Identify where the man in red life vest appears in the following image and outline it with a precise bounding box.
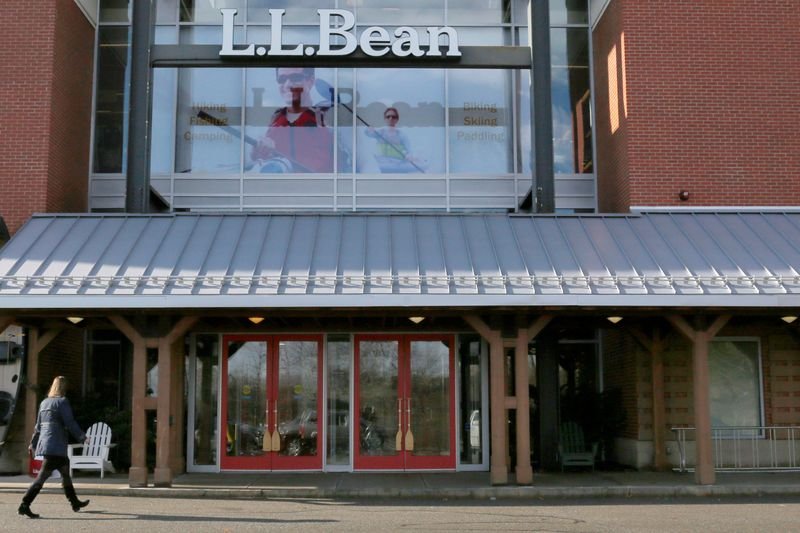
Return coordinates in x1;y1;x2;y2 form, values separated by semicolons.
250;67;334;173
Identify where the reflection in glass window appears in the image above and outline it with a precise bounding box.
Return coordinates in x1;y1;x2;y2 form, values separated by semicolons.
245;67;335;174
180;0;244;23
448;0;511;25
449;70;513;174
513;0;588;25
193;334;219;466
248;0;335;24
709;340;763;429
175;27;242;174
549;0;589;25
517;27;592;175
357;0;445;25
151;27;177;175
551;28;591;174
93;26;129;174
356;69;445;174
100;0;130;23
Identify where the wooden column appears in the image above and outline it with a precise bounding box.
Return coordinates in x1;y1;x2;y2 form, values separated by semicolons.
667;315;730;485
109;315;150;487
629;327;669;471
513;316;551;484
23;327;61;472
154;336;173;486
465;315;507;485
154;317;197;487
170;338;186;474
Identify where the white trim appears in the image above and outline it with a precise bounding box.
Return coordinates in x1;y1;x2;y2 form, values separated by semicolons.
2;292;800;309
631;206;800;213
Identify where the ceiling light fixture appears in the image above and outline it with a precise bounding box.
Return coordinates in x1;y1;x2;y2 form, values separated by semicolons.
66;317;84;325
781;316;798;324
606;316;623;324
248;317;265;325
408;316;426;324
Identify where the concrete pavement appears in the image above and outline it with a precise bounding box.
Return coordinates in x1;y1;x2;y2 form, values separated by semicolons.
2;470;800;500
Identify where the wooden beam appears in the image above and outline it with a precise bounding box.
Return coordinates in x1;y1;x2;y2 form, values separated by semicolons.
0;317;15;333
129;338;148;487
522;315;552;343
464;315;500;343
164;316;198;345
109;315;145;345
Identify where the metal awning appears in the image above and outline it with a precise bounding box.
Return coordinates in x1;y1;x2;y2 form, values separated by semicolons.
0;212;798;309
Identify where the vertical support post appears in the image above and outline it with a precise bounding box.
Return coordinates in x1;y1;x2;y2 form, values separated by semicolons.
530;0;554;213
692;330;714;484
170;338;186;474
154;337;174;486
514;331;532;484
667;315;729;485
22;328;60;473
126;0;154;213
488;335;508;484
129;339;149;487
651;331;669;471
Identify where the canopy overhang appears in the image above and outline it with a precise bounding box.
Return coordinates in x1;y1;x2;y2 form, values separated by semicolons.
0;212;798;311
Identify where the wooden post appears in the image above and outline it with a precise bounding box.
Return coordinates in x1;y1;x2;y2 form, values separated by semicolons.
170;337;186;474
513;316;551;484
629;327;669;471
465;315;507;485
154;317;197;487
23;327;61;473
109;315;149;487
154;336;173;486
667;315;730;485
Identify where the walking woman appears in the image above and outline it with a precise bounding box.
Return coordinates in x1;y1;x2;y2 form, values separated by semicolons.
19;376;89;519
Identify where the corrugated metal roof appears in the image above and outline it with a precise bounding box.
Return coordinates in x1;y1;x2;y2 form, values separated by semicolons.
0;212;799;309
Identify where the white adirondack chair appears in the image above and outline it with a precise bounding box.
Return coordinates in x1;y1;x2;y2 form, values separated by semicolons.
67;422;116;478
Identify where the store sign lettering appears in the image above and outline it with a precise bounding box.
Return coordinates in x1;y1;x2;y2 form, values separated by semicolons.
219;9;462;59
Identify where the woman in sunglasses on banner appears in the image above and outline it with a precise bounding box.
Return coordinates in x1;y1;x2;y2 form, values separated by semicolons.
366;107;424;173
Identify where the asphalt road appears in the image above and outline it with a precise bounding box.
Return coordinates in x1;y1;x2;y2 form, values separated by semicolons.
3;493;800;532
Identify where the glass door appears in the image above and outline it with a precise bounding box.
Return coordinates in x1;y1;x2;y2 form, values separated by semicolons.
220;335;322;471
354;335;455;470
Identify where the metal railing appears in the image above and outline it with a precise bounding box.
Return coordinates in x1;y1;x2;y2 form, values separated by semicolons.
671;426;800;472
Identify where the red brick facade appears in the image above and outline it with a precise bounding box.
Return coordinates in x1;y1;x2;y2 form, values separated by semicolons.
593;0;800;212
0;2;93;234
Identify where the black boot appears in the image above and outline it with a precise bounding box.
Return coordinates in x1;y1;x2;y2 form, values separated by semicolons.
71;499;90;512
18;503;40;519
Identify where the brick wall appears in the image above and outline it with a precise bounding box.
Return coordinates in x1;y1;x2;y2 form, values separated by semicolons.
0;2;93;234
593;0;800;211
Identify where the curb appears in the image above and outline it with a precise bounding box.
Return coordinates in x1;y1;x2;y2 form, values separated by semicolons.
5;485;800;500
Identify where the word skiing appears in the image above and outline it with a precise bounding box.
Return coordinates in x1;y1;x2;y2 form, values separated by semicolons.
220;9;461;58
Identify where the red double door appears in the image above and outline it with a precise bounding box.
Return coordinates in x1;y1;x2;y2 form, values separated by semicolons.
354;335;456;470
220;335;323;470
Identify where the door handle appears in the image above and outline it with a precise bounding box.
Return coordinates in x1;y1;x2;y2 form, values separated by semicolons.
405;398;415;451
271;402;281;451
262;399;272;452
395;398;403;451
261;399;272;452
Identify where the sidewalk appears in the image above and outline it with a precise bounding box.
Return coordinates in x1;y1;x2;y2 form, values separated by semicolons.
2;471;800;500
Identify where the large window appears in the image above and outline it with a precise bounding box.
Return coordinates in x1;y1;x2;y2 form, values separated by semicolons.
91;0;594;212
709;339;763;429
